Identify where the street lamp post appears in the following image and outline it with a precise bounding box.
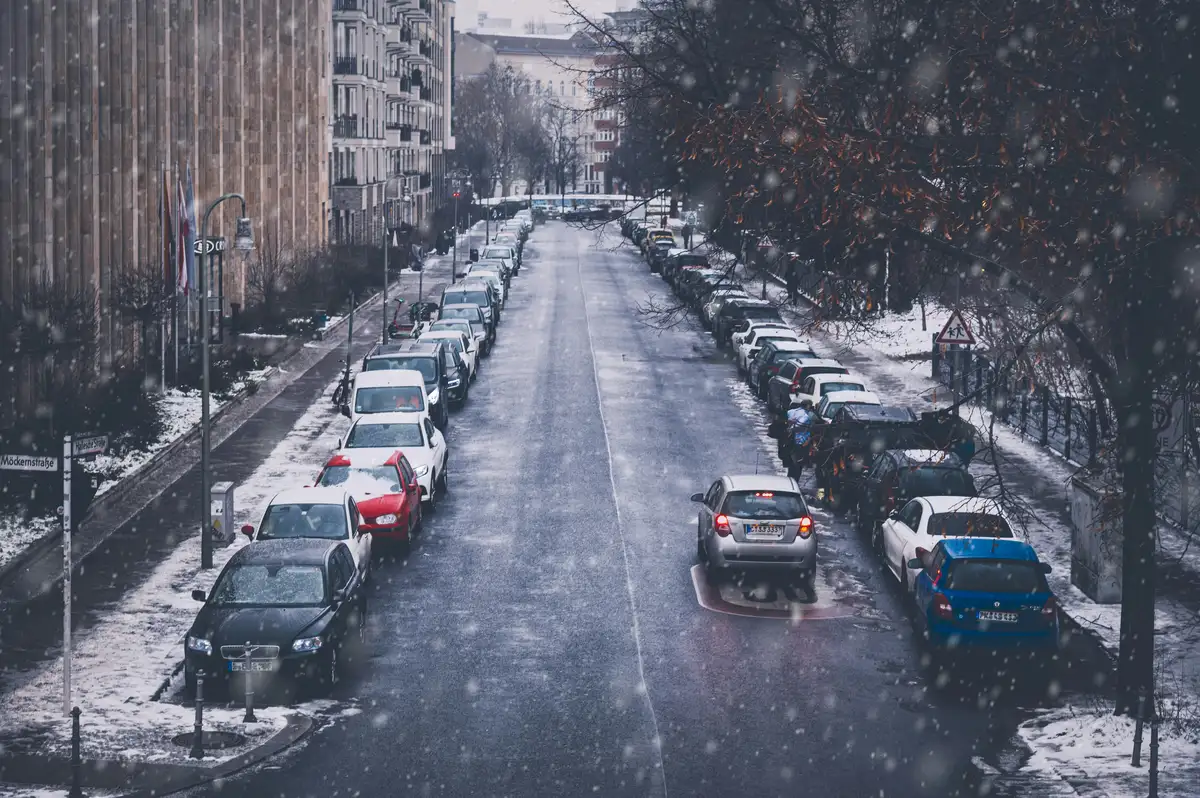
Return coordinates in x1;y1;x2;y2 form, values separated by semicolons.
198;194;254;569
451;191;460;283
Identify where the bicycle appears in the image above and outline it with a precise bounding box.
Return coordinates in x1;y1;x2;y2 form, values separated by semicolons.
331;359;351;408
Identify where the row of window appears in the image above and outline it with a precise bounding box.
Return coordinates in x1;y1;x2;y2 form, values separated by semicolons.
332;146;434;186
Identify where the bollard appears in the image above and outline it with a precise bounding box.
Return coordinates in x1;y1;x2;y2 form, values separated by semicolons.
190;673;206;760
1131;687;1146;767
68;706;83;798
1149;712;1159;797
243;644;258;723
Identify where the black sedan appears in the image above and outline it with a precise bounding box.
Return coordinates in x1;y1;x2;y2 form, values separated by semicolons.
184;538;366;699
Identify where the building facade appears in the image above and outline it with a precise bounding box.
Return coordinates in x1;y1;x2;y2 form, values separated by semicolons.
330;0;455;245
0;0;332;374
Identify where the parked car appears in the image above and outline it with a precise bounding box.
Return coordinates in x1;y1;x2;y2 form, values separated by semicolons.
461;271;506;309
813;389;883;423
420;328;477;382
798;403;927;497
879;496;1013;591
790;372;873;410
344;369;429;424
184;538;366;697
910;538;1058;661
691;474;817;593
663;251;709;285
646;236;677;272
439;304;491;355
854;449;976;536
480;244;518;276
765;358;852;418
736;328;802;375
338;412;449;508
441;285;497;336
747;339;819;398
715;298;784;346
362;340;452;429
243;487;372;585
427;318;482;358
314;450;423;551
730;320;794;350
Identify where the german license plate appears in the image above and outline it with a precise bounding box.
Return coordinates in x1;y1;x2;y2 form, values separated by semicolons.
977;611;1018;623
748;524;783;538
229;660;276;673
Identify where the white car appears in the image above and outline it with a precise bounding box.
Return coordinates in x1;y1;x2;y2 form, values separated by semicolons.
338;412;449;507
702;289;751;325
346;369;431;424
420;329;477;381
815;390;882;421
481;245;517;275
792;373;872;410
731;321;794;349
245;487;372;582
878;496;1014;591
737;328;803;374
463;269;507;305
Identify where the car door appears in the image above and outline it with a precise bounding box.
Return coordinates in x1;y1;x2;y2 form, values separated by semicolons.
329;546;358;640
424;417;446;471
883;500;922;580
771;362;797;411
347;498;371;575
863;456;891;520
699;480;723;540
397;458;420;527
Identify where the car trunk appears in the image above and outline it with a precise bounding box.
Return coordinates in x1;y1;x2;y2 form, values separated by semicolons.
941;561;1052;632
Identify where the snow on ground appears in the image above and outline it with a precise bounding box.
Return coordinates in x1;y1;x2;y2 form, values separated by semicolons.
0;371;351;768
820;303;952;359
0;788;122;798
0;517;56;578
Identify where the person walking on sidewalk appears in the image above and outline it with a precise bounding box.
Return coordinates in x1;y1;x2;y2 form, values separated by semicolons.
786;258;800;302
682;222;694;249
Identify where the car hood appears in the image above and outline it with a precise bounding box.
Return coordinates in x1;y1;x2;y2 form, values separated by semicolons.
192;604;330;649
338;446;433;468
356;493;405;515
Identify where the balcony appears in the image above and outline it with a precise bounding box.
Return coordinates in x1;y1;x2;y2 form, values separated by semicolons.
387;70;412;98
333;114;361;139
333;55;359;75
334;176;359;186
418;129;432;146
410;69;423;86
387;123;414;147
386;23;414;50
403;0;432;23
334;0;366;13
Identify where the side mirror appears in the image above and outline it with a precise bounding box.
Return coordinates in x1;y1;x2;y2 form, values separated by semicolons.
191;589;207;602
241;523;255;539
340;404;351;418
357;524;370;537
907;558;924;570
689;492;705;503
390;484;402;493
337;438;345;449
1040;562;1053;574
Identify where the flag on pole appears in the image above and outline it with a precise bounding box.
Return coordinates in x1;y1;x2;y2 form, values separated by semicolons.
176;169;190;295
184;164;198;294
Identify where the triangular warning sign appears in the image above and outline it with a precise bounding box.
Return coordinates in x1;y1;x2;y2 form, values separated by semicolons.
936;310;976;346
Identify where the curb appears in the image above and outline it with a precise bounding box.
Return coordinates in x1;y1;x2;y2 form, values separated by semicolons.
117;713;314;798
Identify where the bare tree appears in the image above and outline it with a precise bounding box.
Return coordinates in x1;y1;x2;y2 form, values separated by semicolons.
111;259;172;385
245;230;294;328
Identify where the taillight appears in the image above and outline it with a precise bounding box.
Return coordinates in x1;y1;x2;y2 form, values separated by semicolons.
797;516;814;538
1041;596;1058;623
790;374;801;390
714;514;731;536
933;593;954;621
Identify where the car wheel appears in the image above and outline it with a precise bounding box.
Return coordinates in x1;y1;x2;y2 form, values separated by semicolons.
358;599;369;645
696;538;708;564
900;561;910;592
427;477;438;512
703;561;725;586
438;465;449;495
801;571;817;599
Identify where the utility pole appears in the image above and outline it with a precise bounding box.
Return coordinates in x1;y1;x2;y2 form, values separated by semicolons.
452;190;460;283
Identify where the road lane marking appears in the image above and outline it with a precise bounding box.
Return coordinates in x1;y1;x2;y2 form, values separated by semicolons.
690;565;856;621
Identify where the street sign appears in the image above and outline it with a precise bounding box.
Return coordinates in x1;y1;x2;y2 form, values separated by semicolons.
73;434;109;457
0;453;58;472
193;237;226;255
936;311;976;346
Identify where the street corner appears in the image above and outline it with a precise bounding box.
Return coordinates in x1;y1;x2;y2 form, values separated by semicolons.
689;564;857;621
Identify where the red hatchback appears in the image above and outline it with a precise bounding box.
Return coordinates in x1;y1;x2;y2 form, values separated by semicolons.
314;451;423;550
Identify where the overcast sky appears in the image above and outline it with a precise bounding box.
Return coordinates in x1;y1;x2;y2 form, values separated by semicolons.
456;0;625;31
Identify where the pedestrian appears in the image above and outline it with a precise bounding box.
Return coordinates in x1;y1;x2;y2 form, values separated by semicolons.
952;423;977;466
786;259;800;302
682;222;694;249
785;399;816;478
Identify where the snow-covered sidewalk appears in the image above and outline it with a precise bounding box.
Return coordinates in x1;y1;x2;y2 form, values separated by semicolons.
690;241;1200;795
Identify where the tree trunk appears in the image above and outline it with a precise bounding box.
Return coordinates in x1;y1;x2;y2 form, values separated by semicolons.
1113;260;1159;716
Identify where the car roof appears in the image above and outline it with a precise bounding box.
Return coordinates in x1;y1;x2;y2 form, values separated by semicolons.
823;390;882;404
723;474;803;494
351;411;426;426
354;369;425;387
940;537;1038;562
441;303;483;314
886;448;962;466
792;358;844;369
324;450;406;468
840;404;917;422
380;340;440;356
812;373;866;385
269;486;348;506
918;496;1004;516
230;538;341;567
766;339;815;351
420;330;468;342
727;298;773;307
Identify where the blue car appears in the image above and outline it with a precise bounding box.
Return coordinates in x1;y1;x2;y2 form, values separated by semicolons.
909;538;1058;657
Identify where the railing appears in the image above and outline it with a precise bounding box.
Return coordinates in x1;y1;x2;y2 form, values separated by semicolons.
411;69;423;86
419;173;432;189
333;115;359;138
334;176;359;186
400;25;413;42
333;0;363;11
418;129;431;145
419;86;432;102
333;55;359;75
419;39;432;58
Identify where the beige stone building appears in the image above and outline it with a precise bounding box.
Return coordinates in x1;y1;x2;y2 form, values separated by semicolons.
0;0;331;386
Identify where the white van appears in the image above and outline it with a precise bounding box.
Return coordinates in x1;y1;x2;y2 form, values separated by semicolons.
345;369;431;424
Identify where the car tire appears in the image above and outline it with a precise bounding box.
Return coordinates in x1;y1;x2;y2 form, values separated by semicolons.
900;561;910;592
438;465;449;495
703;561;725;586
696;538;708;564
427;476;438;512
801;571;817;599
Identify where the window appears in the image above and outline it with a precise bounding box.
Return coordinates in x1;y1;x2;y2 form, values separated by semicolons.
898;500;923;530
778;363;797;380
210;564;326;607
331;548;355;591
258;503;348;541
944;560;1047;594
704;480;723;509
424;418;436;440
723;491;807;520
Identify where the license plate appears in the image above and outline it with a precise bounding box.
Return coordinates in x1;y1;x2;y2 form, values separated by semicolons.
748;524;784;538
977;611;1018;623
229;660;277;673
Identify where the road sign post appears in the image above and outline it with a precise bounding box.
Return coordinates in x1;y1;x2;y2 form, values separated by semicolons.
62;434;72;717
936;311;976;416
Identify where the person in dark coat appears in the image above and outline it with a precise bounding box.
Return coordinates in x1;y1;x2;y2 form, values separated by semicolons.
786;259;800;302
682;223;694;249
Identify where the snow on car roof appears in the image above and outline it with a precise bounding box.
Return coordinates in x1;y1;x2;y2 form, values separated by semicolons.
822;390;882;404
269;486;348;506
920;496;1004;516
354;369;425;387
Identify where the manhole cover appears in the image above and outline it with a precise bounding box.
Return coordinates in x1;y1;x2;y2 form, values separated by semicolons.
170;730;246;750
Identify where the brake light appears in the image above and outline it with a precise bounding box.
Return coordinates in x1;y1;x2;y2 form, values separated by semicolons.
1041;596;1058;623
933;593;954;620
790;374;801;390
714;514;731;536
798;516;813;538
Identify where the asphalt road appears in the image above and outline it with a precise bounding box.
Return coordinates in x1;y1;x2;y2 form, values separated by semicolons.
208;223;1038;797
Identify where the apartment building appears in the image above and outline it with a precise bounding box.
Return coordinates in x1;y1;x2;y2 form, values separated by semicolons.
330;0;455;244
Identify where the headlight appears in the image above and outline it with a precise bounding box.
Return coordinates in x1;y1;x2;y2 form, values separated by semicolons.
187;636;212;655
413;464;430;477
374;514;398;525
292;637;323;653
447;378;461;388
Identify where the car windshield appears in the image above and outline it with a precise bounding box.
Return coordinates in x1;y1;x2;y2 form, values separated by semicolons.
483;248;510;259
755;335;795;347
258;503;347;541
430;321;472;337
353;385;425;413
945;560;1047;594
444;291;490;307
441;307;482;323
210;564;326;607
927;512;1014;538
365;357;437;383
317;465;401;494
724;490;807;520
743;308;782;320
821;400;877;418
346;422;424;449
901;467;976;497
424;335;463;354
820;382;866;396
677;255;708;266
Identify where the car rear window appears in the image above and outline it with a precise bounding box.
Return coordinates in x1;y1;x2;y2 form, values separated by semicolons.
353;385;425;413
444;291;490;306
927;512;1013;538
723;490;807;520
799;367;849;380
820;381;866;395
346;422;424;449
743;308;784;321
364;356;437;383
441;307;483;322
944;560;1047;594
900;467;976;497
